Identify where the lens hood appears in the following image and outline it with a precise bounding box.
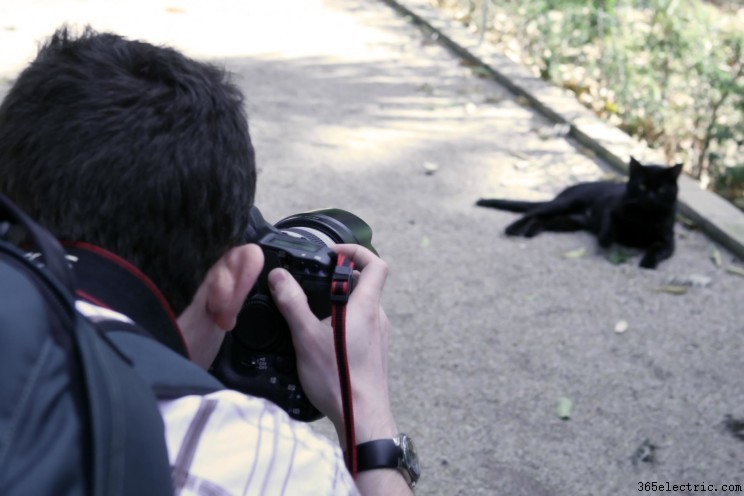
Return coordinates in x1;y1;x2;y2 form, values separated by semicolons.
276;209;377;255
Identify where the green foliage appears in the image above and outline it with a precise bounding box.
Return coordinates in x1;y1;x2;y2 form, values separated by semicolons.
437;0;744;207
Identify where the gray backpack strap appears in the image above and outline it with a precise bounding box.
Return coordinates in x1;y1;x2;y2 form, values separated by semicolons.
1;193;175;496
99;322;225;399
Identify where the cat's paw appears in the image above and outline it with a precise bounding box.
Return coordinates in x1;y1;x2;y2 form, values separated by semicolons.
505;220;525;236
598;233;613;248
524;225;542;237
639;255;658;269
506;217;539;237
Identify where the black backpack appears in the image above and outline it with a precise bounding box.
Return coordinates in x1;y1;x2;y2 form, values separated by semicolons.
0;194;223;495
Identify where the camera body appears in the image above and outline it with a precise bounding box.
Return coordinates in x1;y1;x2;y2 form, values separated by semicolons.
210;207;375;421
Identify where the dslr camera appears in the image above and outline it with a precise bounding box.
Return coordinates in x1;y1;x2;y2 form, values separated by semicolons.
210;206;376;421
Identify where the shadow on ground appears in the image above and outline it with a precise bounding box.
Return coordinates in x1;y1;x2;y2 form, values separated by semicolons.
1;1;742;494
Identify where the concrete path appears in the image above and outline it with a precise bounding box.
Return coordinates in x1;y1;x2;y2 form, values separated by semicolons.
1;1;742;494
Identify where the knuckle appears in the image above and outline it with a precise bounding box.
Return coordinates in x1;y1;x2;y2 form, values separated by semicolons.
377;259;389;277
276;282;307;308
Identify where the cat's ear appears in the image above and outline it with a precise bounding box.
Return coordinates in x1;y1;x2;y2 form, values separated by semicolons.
670;162;683;179
629;156;643;175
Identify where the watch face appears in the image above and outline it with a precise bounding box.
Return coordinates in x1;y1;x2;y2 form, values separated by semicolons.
400;434;421;482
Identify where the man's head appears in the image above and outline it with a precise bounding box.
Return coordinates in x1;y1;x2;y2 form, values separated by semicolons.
0;27;256;315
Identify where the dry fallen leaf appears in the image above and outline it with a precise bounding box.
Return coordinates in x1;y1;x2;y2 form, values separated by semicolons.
417;83;434;95
632;439;657;466
470;66;491;78
563;247;586;259
711;249;722;268
537;123;571;140
508;150;530;161
655;285;689;295
724;415;744;441
422;161;439;175
726;265;744;277
666;274;712;288
458;59;480;67
614;320;629;333
608;249;631;265
578;147;596;158
676;214;698;229
557;397;573;420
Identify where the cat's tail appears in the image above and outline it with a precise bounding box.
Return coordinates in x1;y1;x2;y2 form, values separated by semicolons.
475;198;544;212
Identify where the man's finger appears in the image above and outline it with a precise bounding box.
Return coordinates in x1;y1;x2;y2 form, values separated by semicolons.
333;244;388;297
268;268;317;333
332;244;376;269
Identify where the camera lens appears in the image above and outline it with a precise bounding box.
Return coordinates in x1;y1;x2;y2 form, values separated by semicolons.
275;209;377;255
212;206;377;422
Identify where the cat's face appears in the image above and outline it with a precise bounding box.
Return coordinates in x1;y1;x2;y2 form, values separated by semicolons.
625;157;682;209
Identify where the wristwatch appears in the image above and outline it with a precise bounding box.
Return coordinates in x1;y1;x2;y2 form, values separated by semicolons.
356;433;421;488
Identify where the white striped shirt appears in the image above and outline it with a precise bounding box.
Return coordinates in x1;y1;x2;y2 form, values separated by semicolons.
158;391;359;496
75;301;354;494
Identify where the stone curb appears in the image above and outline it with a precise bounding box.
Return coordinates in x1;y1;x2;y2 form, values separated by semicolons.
379;0;744;261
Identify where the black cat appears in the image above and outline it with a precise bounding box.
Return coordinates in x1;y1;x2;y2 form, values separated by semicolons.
476;157;683;268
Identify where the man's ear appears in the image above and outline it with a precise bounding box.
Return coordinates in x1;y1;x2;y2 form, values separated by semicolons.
205;244;264;331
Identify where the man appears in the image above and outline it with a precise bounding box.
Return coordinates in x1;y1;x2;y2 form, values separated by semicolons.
0;27;417;494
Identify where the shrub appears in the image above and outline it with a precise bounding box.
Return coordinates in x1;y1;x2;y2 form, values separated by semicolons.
436;0;744;208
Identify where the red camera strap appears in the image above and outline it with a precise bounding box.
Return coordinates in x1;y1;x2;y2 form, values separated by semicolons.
330;253;356;477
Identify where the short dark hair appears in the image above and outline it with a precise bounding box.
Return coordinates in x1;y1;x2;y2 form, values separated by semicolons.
0;27;256;314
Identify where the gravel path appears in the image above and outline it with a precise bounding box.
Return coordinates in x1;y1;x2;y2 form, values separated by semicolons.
1;1;742;494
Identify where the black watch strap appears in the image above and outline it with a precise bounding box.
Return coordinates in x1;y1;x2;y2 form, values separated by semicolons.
357;439;398;470
355;434;420;488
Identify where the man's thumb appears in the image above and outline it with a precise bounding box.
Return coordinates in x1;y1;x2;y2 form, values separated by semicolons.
267;268;315;332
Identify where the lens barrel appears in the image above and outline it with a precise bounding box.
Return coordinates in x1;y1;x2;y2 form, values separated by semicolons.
276;209;377;255
211;206;376;422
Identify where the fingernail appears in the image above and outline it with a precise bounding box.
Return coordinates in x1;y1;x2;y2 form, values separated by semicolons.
268;267;287;292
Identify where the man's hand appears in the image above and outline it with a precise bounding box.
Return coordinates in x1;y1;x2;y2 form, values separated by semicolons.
268;244;396;443
268;244;413;495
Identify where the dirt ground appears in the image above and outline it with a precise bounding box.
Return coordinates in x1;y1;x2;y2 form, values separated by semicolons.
1;1;743;494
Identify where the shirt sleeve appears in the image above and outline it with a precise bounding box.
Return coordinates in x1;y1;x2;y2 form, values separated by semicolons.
158;390;360;496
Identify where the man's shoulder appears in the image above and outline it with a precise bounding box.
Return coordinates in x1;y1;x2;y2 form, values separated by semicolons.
159;391;359;495
159;390;340;460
